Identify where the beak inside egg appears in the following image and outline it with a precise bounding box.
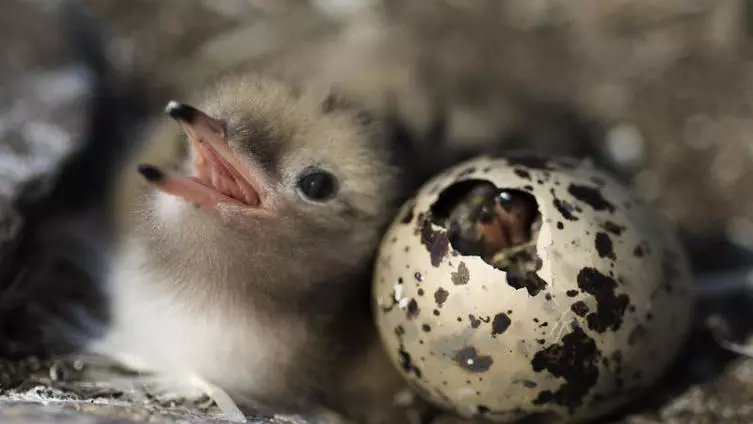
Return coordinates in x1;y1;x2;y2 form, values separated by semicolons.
429;179;542;272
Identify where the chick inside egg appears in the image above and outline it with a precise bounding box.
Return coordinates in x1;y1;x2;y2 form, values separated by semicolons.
433;181;542;287
372;154;694;424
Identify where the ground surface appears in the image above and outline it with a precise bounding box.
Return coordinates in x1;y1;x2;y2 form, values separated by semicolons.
4;0;753;423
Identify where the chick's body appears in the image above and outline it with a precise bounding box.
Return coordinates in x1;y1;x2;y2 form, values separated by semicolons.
92;75;412;423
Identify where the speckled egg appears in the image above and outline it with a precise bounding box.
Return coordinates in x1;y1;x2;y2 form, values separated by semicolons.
372;153;694;424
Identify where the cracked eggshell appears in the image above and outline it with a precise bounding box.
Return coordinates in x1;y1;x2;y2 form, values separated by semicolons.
372;154;695;424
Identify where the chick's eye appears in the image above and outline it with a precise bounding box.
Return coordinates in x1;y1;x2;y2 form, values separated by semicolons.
297;167;338;201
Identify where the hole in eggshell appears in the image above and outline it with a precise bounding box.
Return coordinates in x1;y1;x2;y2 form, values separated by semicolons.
429;179;543;274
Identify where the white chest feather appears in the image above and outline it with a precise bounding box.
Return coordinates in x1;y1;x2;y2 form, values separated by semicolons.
87;238;280;398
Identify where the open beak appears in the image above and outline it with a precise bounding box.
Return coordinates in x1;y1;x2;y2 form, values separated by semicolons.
137;101;265;211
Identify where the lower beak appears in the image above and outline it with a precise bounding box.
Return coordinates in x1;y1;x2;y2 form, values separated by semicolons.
138;101;264;210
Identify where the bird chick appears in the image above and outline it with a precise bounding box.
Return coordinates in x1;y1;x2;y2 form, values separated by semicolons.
445;184;540;271
90;75;417;423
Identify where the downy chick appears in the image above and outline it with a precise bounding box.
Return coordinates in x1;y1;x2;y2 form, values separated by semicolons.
444;184;540;272
92;75;417;423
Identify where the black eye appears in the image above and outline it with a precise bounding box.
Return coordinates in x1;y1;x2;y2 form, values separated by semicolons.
495;190;515;211
297;168;338;201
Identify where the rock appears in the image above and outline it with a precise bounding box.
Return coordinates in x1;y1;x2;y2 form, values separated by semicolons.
0;356;313;423
76;0;347;109
0;0;92;248
621;359;753;424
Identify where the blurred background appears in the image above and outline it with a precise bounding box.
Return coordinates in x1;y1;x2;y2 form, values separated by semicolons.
4;0;753;422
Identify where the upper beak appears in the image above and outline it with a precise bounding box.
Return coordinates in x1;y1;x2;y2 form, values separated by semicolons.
165;100;227;155
163;101;264;208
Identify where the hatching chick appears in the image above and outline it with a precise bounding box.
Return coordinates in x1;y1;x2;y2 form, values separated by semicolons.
445;184;540;271
89;75;418;423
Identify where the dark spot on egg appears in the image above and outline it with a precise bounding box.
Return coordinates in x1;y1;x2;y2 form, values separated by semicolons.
633;245;645;257
394;325;405;337
418;215;450;267
414;272;422;282
476;405;490;415
433;309;440;316
570;301;589;317
594;232;616;260
514;168;532;180
434;288;449;307
522;380;538;388
566;290;579;297
524;185;534;191
454;346;494;372
422;324;432;332
435;389;453;405
602;221;625;236
400;203;415;224
531;325;600;412
451;262;470;285
557;222;564;230
397;347;422;379
417;288;425;296
533;390;554;405
469;314;482;328
567;184;616;214
406;299;420;320
577;267;631;333
491;313;512;337
545;293;553;301
551;189;579;221
457;167;477;178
